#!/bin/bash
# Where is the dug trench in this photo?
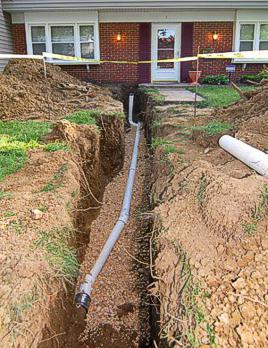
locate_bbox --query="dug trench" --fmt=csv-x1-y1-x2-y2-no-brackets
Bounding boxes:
139,86,268,348
33,93,154,348
39,81,268,348
2,58,268,348
0,59,154,348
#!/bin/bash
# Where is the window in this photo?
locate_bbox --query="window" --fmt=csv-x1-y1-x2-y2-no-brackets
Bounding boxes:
79,25,95,59
51,26,75,56
28,23,99,63
260,24,268,50
31,26,46,55
238,22,268,52
239,24,255,51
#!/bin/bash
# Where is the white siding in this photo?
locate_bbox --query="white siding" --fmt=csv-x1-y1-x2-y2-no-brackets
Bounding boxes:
0,1,13,72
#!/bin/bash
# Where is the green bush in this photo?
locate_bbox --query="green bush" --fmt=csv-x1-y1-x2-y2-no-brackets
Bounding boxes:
201,75,229,85
240,69,268,83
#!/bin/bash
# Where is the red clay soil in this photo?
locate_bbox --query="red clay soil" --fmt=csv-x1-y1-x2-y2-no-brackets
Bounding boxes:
214,81,268,151
76,130,151,348
0,117,125,348
0,59,122,120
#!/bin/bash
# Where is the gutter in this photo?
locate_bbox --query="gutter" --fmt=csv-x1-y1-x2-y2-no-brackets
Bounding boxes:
3,2,268,12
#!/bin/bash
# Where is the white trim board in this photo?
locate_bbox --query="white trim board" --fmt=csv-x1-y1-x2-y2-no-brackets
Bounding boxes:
236,9,268,21
13,9,236,24
25,11,98,24
99,9,235,22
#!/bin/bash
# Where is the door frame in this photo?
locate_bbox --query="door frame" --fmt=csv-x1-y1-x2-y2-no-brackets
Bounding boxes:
151,23,181,82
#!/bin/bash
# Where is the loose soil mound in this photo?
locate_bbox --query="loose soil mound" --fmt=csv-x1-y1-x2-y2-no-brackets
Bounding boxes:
143,86,268,347
153,160,268,348
0,59,122,120
216,81,268,126
215,82,268,151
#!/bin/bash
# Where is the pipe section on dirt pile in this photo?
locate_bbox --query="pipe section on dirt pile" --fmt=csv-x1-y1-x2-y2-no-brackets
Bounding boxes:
75,94,141,311
219,135,268,178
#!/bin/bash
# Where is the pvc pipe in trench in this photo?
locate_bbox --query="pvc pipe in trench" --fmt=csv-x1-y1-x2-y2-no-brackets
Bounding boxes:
128,93,139,127
75,94,141,311
219,135,268,178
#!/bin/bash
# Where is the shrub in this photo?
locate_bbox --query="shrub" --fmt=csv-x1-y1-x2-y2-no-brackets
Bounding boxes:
240,69,268,83
201,75,229,85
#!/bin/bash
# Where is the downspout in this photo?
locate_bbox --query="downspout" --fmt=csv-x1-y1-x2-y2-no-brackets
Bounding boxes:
219,135,268,178
75,94,141,311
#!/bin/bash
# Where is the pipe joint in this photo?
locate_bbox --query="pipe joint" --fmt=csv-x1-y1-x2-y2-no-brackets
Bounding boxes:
75,292,91,312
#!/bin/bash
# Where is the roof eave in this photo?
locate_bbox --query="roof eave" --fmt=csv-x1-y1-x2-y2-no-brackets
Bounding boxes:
3,1,268,12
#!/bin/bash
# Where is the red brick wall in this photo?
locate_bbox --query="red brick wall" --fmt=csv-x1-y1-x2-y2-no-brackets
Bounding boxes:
11,24,27,54
192,22,265,80
11,21,266,83
63,23,140,84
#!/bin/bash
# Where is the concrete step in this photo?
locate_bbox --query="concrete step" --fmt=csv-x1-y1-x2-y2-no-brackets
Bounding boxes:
139,83,193,89
159,89,203,104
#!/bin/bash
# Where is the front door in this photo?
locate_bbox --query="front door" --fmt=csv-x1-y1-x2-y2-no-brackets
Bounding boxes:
151,24,181,82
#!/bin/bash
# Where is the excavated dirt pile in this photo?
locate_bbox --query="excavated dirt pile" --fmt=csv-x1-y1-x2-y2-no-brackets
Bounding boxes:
0,59,122,119
216,80,268,125
190,82,268,152
142,86,268,348
216,81,268,151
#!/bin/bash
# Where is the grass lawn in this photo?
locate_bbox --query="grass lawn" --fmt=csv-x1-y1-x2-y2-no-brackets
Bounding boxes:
0,109,123,182
0,120,70,181
191,120,233,136
188,85,257,108
0,120,51,181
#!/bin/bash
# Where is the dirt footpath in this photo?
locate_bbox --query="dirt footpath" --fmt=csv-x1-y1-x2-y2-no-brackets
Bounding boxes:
76,129,151,348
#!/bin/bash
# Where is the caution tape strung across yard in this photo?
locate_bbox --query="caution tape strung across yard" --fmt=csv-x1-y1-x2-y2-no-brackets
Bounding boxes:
42,52,198,64
0,53,43,59
0,50,268,64
198,50,268,59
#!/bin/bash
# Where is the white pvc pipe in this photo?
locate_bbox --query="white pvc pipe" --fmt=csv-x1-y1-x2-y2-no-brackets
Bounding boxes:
128,93,137,126
75,94,141,311
219,135,268,178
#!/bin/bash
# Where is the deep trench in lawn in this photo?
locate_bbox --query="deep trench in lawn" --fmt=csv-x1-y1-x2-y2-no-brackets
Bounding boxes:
37,91,157,348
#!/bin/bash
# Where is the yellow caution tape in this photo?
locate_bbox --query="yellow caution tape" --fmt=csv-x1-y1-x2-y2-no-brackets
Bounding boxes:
43,52,198,64
43,52,100,64
198,50,268,59
2,50,268,65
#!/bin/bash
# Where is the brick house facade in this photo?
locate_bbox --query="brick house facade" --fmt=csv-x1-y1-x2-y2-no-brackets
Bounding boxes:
192,22,265,80
6,4,268,84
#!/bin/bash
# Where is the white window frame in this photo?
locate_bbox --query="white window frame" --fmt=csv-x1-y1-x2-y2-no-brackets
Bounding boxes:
78,24,96,59
26,22,100,65
49,24,76,58
234,21,268,63
30,25,47,55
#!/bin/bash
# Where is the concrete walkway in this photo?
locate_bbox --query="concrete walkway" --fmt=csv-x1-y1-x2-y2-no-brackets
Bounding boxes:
159,89,203,104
